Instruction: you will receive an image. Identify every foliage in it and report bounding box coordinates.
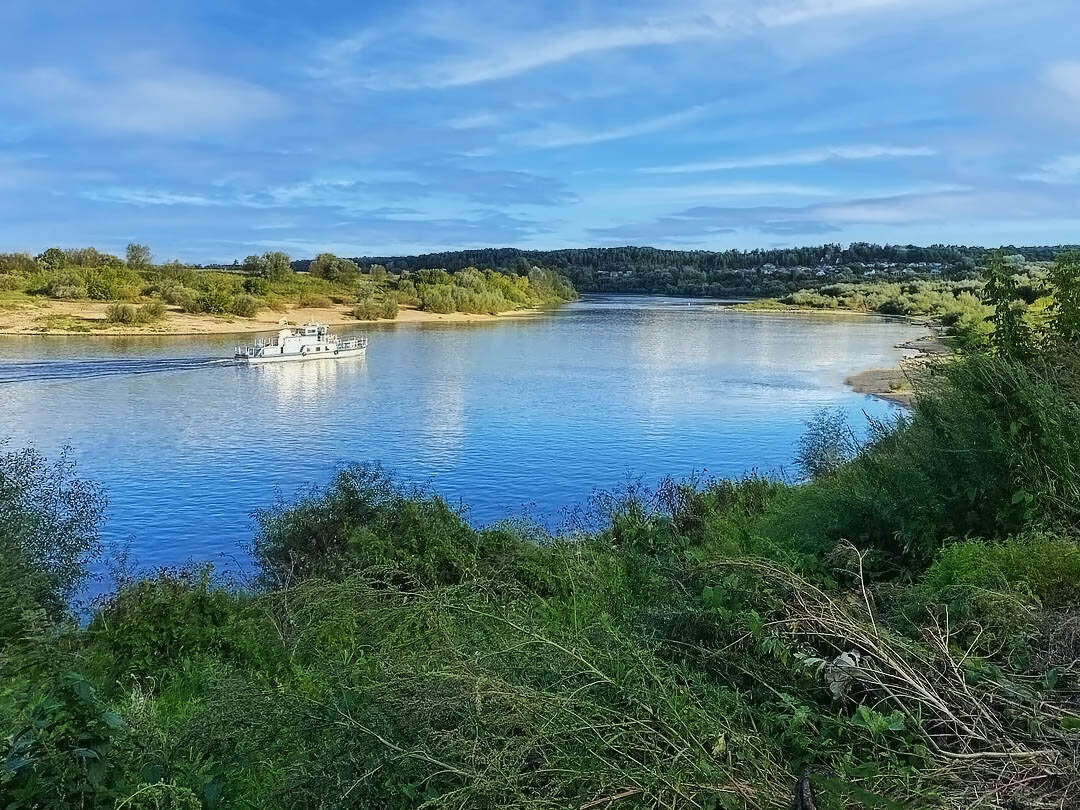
[983,252,1033,361]
[0,445,104,633]
[309,253,361,284]
[126,244,152,270]
[794,408,858,479]
[353,295,398,320]
[359,243,1076,298]
[8,269,1080,808]
[1048,251,1080,344]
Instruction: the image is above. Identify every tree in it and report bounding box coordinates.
[1048,251,1080,344]
[982,252,1032,361]
[241,254,267,275]
[310,253,360,284]
[35,247,66,270]
[0,446,105,635]
[263,251,292,280]
[125,243,152,269]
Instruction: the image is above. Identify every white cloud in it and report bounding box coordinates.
[513,105,709,149]
[1046,61,1080,102]
[84,188,228,206]
[314,0,1001,90]
[639,144,936,173]
[446,112,501,130]
[1019,153,1080,183]
[19,67,283,136]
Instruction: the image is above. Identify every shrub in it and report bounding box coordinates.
[352,296,382,320]
[229,293,259,318]
[251,464,483,587]
[417,284,455,314]
[45,272,88,300]
[379,296,398,319]
[197,287,233,315]
[298,294,332,309]
[105,303,137,324]
[166,287,201,314]
[137,300,165,322]
[242,276,270,296]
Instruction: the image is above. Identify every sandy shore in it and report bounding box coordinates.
[0,299,541,336]
[845,334,949,405]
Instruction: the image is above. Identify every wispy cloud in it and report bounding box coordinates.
[17,66,283,136]
[513,105,709,149]
[446,112,502,130]
[1045,61,1080,102]
[638,145,936,174]
[1018,154,1080,183]
[590,182,1080,241]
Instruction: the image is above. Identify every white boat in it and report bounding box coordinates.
[234,322,367,364]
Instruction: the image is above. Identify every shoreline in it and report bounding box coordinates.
[845,333,950,405]
[0,299,543,337]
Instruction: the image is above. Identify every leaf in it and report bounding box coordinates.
[100,710,125,730]
[1045,668,1060,690]
[1061,716,1080,732]
[817,776,908,810]
[202,778,225,809]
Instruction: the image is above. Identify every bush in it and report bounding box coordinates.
[137,300,165,322]
[197,287,233,315]
[352,296,382,320]
[379,296,398,319]
[229,294,259,318]
[242,276,270,296]
[167,287,201,314]
[298,294,332,309]
[45,272,88,300]
[251,464,485,587]
[105,303,137,324]
[417,284,455,314]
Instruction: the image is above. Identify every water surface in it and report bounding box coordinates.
[0,295,924,574]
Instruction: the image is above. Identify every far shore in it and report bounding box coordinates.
[0,298,543,337]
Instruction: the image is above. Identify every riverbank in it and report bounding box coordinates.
[845,333,950,405]
[0,298,541,336]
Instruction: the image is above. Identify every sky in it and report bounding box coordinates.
[1,0,1079,263]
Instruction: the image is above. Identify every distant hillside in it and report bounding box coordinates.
[333,243,1080,298]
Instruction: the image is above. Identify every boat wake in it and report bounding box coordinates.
[0,356,236,384]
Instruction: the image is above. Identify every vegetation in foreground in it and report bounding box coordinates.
[0,246,577,331]
[3,257,1080,809]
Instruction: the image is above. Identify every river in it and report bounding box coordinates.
[0,295,925,578]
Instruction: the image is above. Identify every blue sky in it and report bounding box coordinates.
[2,0,1079,262]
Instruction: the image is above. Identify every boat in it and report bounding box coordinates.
[234,322,367,364]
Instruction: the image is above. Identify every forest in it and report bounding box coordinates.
[3,252,1080,809]
[353,244,1080,299]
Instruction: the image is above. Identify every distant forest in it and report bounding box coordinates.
[306,243,1080,298]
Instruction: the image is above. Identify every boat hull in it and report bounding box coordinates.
[235,346,367,364]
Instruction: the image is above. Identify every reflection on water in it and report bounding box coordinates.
[0,296,925,575]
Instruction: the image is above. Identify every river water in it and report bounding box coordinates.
[1,295,924,576]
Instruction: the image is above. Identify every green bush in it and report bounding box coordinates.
[197,287,233,315]
[252,464,487,587]
[137,301,165,322]
[352,296,381,320]
[105,303,138,324]
[242,276,270,296]
[298,294,332,309]
[228,293,259,318]
[45,272,88,300]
